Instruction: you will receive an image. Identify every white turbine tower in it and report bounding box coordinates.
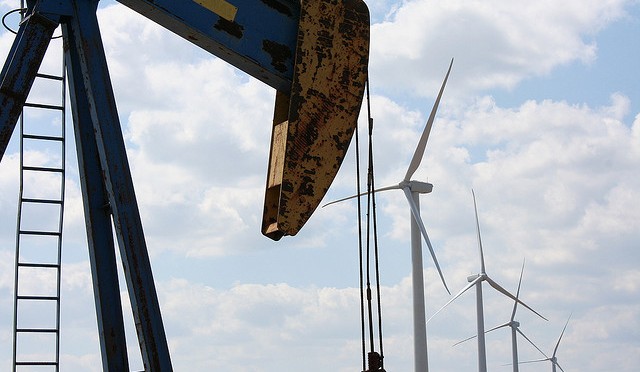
[326,59,453,372]
[519,314,572,372]
[452,260,547,372]
[428,191,547,372]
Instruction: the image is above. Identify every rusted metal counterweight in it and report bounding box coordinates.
[262,0,370,240]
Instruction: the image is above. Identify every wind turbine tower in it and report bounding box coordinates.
[453,260,547,372]
[429,191,546,372]
[401,59,453,372]
[496,261,547,372]
[326,59,453,372]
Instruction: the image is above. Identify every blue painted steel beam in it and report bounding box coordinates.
[65,0,173,370]
[63,18,130,372]
[0,0,354,369]
[0,9,59,159]
[116,0,299,92]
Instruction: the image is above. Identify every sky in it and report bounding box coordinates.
[0,0,639,371]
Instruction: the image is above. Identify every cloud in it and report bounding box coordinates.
[157,278,365,371]
[370,0,631,96]
[0,1,638,371]
[354,91,639,252]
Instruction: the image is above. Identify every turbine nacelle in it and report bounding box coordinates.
[399,180,433,194]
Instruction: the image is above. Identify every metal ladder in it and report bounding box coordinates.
[11,10,66,370]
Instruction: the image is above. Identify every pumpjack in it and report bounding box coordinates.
[0,0,369,370]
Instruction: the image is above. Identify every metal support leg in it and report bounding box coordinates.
[63,21,130,372]
[66,1,173,370]
[0,11,58,158]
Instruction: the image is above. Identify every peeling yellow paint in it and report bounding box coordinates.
[262,0,370,240]
[194,0,237,22]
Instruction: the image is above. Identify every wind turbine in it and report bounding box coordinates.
[451,260,547,372]
[519,314,572,372]
[428,191,547,372]
[325,58,453,372]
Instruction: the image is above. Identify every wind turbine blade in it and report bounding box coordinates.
[511,259,526,321]
[471,189,487,274]
[485,322,510,334]
[516,328,548,358]
[556,362,566,372]
[402,186,450,294]
[403,58,453,182]
[485,276,548,321]
[518,358,549,365]
[553,313,572,357]
[427,276,480,323]
[322,184,400,207]
[453,322,509,346]
[452,333,478,347]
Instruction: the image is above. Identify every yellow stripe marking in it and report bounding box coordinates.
[195,0,238,22]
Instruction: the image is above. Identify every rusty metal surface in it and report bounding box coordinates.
[262,0,370,240]
[0,11,59,160]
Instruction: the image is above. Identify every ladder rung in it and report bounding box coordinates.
[15,361,58,366]
[23,133,64,141]
[21,198,63,205]
[23,102,64,111]
[22,166,64,173]
[17,295,59,301]
[16,328,58,333]
[36,72,64,81]
[19,230,61,237]
[18,262,60,269]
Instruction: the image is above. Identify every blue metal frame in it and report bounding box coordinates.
[63,11,130,370]
[117,0,299,92]
[64,1,173,369]
[0,0,317,370]
[1,0,179,370]
[0,3,61,158]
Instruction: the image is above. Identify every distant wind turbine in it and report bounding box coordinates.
[428,190,547,372]
[325,58,454,372]
[518,314,572,372]
[451,259,547,372]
